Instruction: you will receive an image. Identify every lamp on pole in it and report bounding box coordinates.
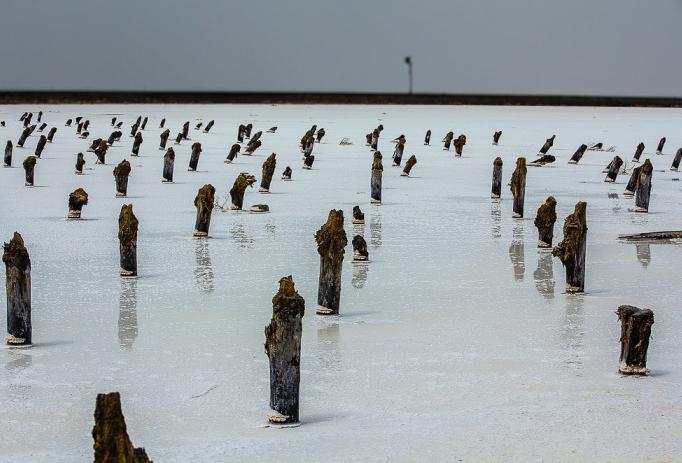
[404,56,413,94]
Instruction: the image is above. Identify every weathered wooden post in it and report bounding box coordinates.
[510,157,527,218]
[3,232,31,346]
[83,120,90,131]
[237,124,246,143]
[492,131,502,145]
[632,142,645,162]
[225,143,240,163]
[19,112,27,122]
[113,160,131,197]
[23,113,32,127]
[454,134,466,156]
[424,129,431,145]
[656,137,665,155]
[552,201,587,293]
[131,131,143,157]
[616,305,654,375]
[315,209,347,315]
[75,152,85,174]
[174,132,183,145]
[281,166,292,180]
[443,131,453,150]
[264,276,305,425]
[670,148,682,171]
[129,122,138,138]
[352,235,369,261]
[17,127,31,147]
[193,184,215,237]
[370,128,379,151]
[490,157,503,199]
[635,159,653,212]
[260,153,277,192]
[92,392,152,463]
[68,188,89,219]
[195,122,203,131]
[539,135,556,154]
[37,111,42,122]
[188,142,202,171]
[534,196,557,248]
[118,205,138,277]
[245,123,253,138]
[392,141,405,166]
[568,144,588,164]
[302,155,314,169]
[23,156,36,186]
[229,173,256,210]
[623,165,641,196]
[108,131,122,146]
[604,155,623,182]
[316,128,326,142]
[111,117,117,127]
[4,141,12,167]
[65,118,73,127]
[159,129,170,150]
[95,139,108,164]
[352,205,365,224]
[162,148,175,183]
[140,117,148,130]
[159,118,166,129]
[38,122,47,132]
[203,120,215,133]
[401,155,417,176]
[47,127,57,142]
[182,121,190,140]
[80,131,90,140]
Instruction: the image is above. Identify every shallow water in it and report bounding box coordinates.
[1,104,682,461]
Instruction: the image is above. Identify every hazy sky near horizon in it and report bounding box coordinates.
[1,0,681,96]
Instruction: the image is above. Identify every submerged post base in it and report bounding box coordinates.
[491,193,500,199]
[25,182,33,187]
[315,306,336,315]
[302,165,311,170]
[370,198,381,204]
[259,187,269,193]
[619,363,648,375]
[5,335,30,347]
[634,206,648,213]
[623,190,634,196]
[567,160,577,165]
[512,212,522,218]
[565,285,584,293]
[352,219,365,225]
[119,269,137,278]
[266,410,300,427]
[400,172,409,177]
[353,251,368,261]
[115,192,126,197]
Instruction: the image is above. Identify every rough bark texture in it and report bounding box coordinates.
[633,142,645,162]
[443,131,453,150]
[119,205,138,277]
[635,159,653,212]
[132,132,143,156]
[534,196,557,247]
[424,129,431,145]
[623,165,642,196]
[162,148,175,182]
[113,160,131,197]
[302,155,314,169]
[401,154,417,176]
[23,156,36,186]
[454,134,466,156]
[656,137,665,154]
[68,188,89,218]
[47,127,57,142]
[604,155,623,182]
[371,151,383,204]
[315,210,347,315]
[491,157,503,198]
[392,141,405,166]
[188,142,202,171]
[671,148,682,171]
[539,135,556,154]
[260,153,277,192]
[229,173,256,210]
[352,235,369,261]
[281,166,292,180]
[225,143,240,163]
[510,157,527,217]
[4,140,12,167]
[159,129,170,150]
[264,276,305,424]
[493,131,502,144]
[352,205,365,224]
[3,232,31,346]
[552,201,588,293]
[92,392,152,463]
[193,184,215,237]
[75,152,85,174]
[617,305,654,375]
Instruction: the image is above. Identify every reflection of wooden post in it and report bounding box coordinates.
[401,155,417,176]
[623,165,641,196]
[118,205,138,277]
[604,156,623,182]
[534,196,557,247]
[352,235,369,261]
[492,131,502,145]
[113,160,131,197]
[568,144,587,164]
[260,153,277,192]
[616,305,654,375]
[23,156,36,186]
[3,232,32,346]
[315,210,347,315]
[264,276,305,425]
[510,157,527,218]
[225,144,240,163]
[632,142,645,163]
[68,188,89,219]
[75,152,85,174]
[3,140,12,167]
[162,148,175,183]
[92,392,152,463]
[371,151,383,204]
[188,142,202,171]
[491,157,503,199]
[193,184,215,237]
[552,202,587,293]
[634,159,653,213]
[656,137,665,155]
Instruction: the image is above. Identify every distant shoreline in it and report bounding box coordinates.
[1,91,682,107]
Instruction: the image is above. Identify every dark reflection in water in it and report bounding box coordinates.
[230,223,254,248]
[635,243,651,268]
[370,213,382,248]
[194,239,215,292]
[265,222,276,240]
[608,192,622,213]
[533,250,555,299]
[5,351,32,373]
[561,294,585,374]
[317,322,340,373]
[509,221,524,281]
[490,201,501,239]
[118,278,138,351]
[352,262,369,288]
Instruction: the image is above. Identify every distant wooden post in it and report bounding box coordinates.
[111,117,117,127]
[656,137,665,155]
[229,173,256,210]
[131,132,143,157]
[193,184,215,237]
[118,205,138,277]
[65,118,72,127]
[604,155,623,182]
[568,144,588,164]
[188,142,202,171]
[534,196,557,248]
[623,165,641,196]
[510,157,527,218]
[68,188,89,219]
[264,276,305,425]
[302,155,314,169]
[454,134,466,156]
[315,209,347,315]
[632,142,645,162]
[352,205,365,224]
[616,305,654,375]
[159,129,170,150]
[237,124,246,143]
[371,151,383,204]
[47,127,57,142]
[670,148,682,171]
[95,140,108,164]
[159,118,166,128]
[443,131,453,151]
[245,123,253,138]
[174,132,183,145]
[113,160,131,197]
[75,152,85,175]
[552,201,587,293]
[225,144,240,163]
[203,120,215,133]
[17,127,31,147]
[634,159,653,212]
[4,141,12,167]
[281,166,292,180]
[401,155,417,176]
[352,235,369,261]
[140,117,148,130]
[92,392,152,463]
[23,156,36,186]
[37,123,47,132]
[424,129,431,145]
[316,128,326,142]
[370,129,379,151]
[491,157,503,198]
[492,131,502,145]
[3,232,31,346]
[181,121,190,140]
[539,135,555,154]
[260,153,277,192]
[162,148,175,183]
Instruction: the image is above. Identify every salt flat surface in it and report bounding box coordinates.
[1,104,682,462]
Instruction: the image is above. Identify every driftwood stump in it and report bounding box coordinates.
[92,392,152,463]
[188,142,202,171]
[315,210,347,315]
[3,232,31,346]
[424,129,431,145]
[281,166,292,180]
[68,188,89,219]
[491,157,503,198]
[159,129,170,150]
[534,196,557,247]
[632,142,645,162]
[230,173,256,210]
[493,130,502,145]
[75,152,85,174]
[604,155,623,182]
[225,144,240,163]
[539,135,556,154]
[656,137,665,155]
[260,153,277,192]
[4,140,12,167]
[371,151,383,204]
[113,160,131,197]
[352,205,365,224]
[671,148,682,171]
[510,157,527,218]
[623,165,642,196]
[23,156,36,186]
[568,144,587,164]
[119,205,138,277]
[193,184,215,237]
[617,305,654,375]
[352,235,369,261]
[132,132,143,157]
[401,155,417,176]
[162,148,175,183]
[552,201,587,293]
[635,159,653,212]
[264,276,305,425]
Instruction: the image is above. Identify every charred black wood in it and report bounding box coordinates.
[203,120,214,133]
[632,142,645,163]
[65,118,73,127]
[623,165,642,196]
[656,137,665,155]
[140,117,148,130]
[174,132,183,145]
[181,121,190,140]
[131,132,143,156]
[38,122,47,132]
[302,155,314,169]
[17,126,31,147]
[539,135,556,154]
[316,128,326,143]
[424,129,431,145]
[159,118,165,129]
[670,148,682,171]
[493,131,502,145]
[529,154,556,166]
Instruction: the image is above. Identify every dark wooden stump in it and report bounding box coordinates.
[75,152,85,175]
[203,120,214,133]
[111,117,117,127]
[68,188,89,219]
[352,235,369,261]
[530,154,555,166]
[65,118,72,127]
[225,143,240,163]
[188,142,202,171]
[17,127,31,147]
[316,128,326,142]
[174,132,182,145]
[23,156,36,186]
[260,153,277,192]
[617,305,654,375]
[131,132,143,157]
[159,118,165,128]
[424,129,431,145]
[108,131,122,146]
[38,122,47,132]
[352,205,365,224]
[510,157,527,218]
[302,155,314,169]
[371,151,383,204]
[392,141,405,166]
[656,137,665,155]
[113,160,131,197]
[193,184,215,237]
[670,148,682,171]
[4,140,12,167]
[635,159,653,213]
[83,120,90,132]
[568,144,588,164]
[162,148,175,183]
[401,154,417,176]
[539,134,556,154]
[181,121,190,140]
[159,129,170,150]
[245,138,262,155]
[245,123,253,138]
[92,392,152,463]
[77,121,84,134]
[3,232,31,346]
[264,276,305,425]
[281,166,292,180]
[623,165,641,196]
[140,117,148,130]
[370,129,379,151]
[47,127,57,142]
[534,196,557,247]
[95,139,108,164]
[454,134,466,156]
[37,111,42,122]
[604,155,623,182]
[490,157,503,198]
[632,142,645,162]
[552,201,587,293]
[443,131,453,150]
[229,173,256,210]
[493,130,502,145]
[315,210,347,315]
[237,124,246,143]
[129,122,138,138]
[119,205,138,277]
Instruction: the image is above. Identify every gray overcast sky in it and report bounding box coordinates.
[1,0,681,96]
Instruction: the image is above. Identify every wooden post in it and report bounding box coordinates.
[424,129,431,145]
[162,148,175,183]
[108,131,122,146]
[193,184,215,237]
[23,156,36,186]
[552,201,587,293]
[181,121,190,140]
[245,123,253,138]
[237,124,246,143]
[159,118,165,128]
[623,165,641,196]
[401,155,417,176]
[260,153,277,192]
[38,122,47,132]
[4,140,12,167]
[111,117,117,127]
[281,166,292,180]
[493,131,502,145]
[203,120,214,133]
[443,131,453,150]
[534,196,557,247]
[3,232,31,346]
[65,118,72,127]
[140,117,148,130]
[159,129,170,150]
[37,111,42,122]
[195,122,203,131]
[264,276,305,425]
[229,173,256,210]
[352,205,365,224]
[17,127,31,147]
[392,141,405,166]
[539,135,556,154]
[118,205,138,277]
[316,128,326,142]
[75,152,85,174]
[188,142,202,171]
[225,143,241,163]
[174,132,182,145]
[490,157,503,199]
[352,235,369,261]
[92,392,152,463]
[371,151,383,204]
[670,148,682,171]
[95,140,108,164]
[129,122,138,138]
[632,142,645,162]
[510,157,527,218]
[315,209,347,315]
[370,128,379,151]
[131,132,143,157]
[635,159,653,213]
[47,127,57,142]
[656,137,665,155]
[454,134,466,156]
[113,160,131,197]
[617,305,654,375]
[568,144,588,164]
[68,188,89,219]
[604,155,623,182]
[302,155,314,169]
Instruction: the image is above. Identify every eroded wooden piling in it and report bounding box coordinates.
[193,184,215,237]
[552,201,587,293]
[352,205,365,224]
[568,144,588,164]
[443,131,453,151]
[491,157,503,198]
[229,173,256,210]
[617,305,654,375]
[401,155,417,176]
[225,143,240,163]
[632,142,645,162]
[4,141,12,167]
[510,157,527,218]
[623,165,641,196]
[23,156,36,186]
[47,127,57,142]
[671,148,682,171]
[604,155,623,182]
[113,160,131,197]
[493,131,502,145]
[92,392,152,463]
[454,134,466,156]
[3,232,31,346]
[635,159,653,212]
[75,152,85,174]
[302,155,314,169]
[281,166,292,180]
[424,129,431,145]
[534,196,557,248]
[539,135,556,154]
[162,148,175,183]
[118,205,138,277]
[68,188,89,219]
[159,129,170,150]
[371,151,383,204]
[656,137,665,155]
[131,132,143,157]
[315,210,347,315]
[352,235,369,261]
[188,142,202,171]
[17,127,31,147]
[260,153,277,192]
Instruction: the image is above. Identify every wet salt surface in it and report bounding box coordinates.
[1,104,682,461]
